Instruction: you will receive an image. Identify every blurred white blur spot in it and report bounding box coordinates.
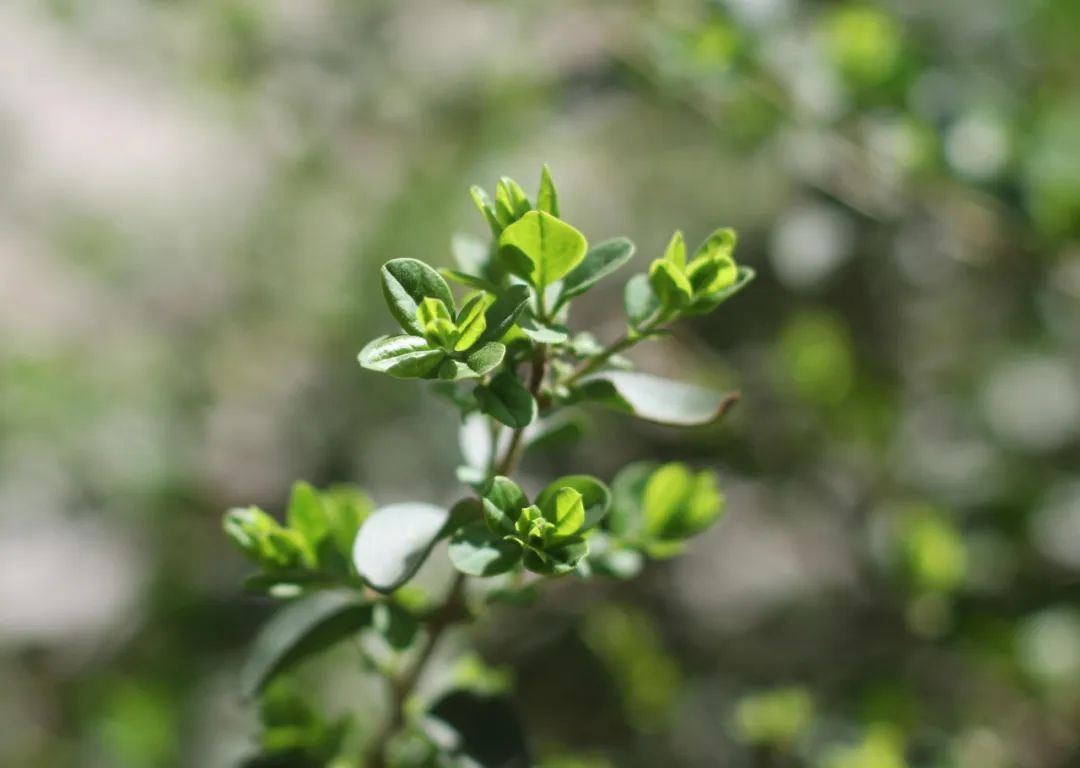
[945,113,1009,180]
[1016,607,1080,686]
[769,203,855,290]
[0,516,145,646]
[979,354,1080,452]
[724,0,794,27]
[1030,481,1080,570]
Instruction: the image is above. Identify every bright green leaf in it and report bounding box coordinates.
[470,186,501,235]
[499,211,588,289]
[643,463,725,540]
[648,259,693,311]
[663,230,687,269]
[381,258,456,336]
[536,475,611,532]
[540,487,585,541]
[286,481,328,556]
[358,335,445,378]
[537,164,559,217]
[454,293,493,352]
[685,265,756,315]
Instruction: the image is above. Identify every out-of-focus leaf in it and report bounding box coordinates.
[352,503,451,593]
[574,371,739,426]
[424,690,532,768]
[449,522,522,576]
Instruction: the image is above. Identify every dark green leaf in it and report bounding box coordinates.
[358,335,445,378]
[372,601,418,650]
[464,342,506,376]
[352,503,451,593]
[498,211,588,289]
[449,523,522,576]
[483,476,527,535]
[557,238,635,307]
[443,269,500,293]
[522,539,588,576]
[240,590,371,699]
[476,371,537,429]
[424,690,532,768]
[480,285,530,343]
[624,273,661,330]
[574,371,739,427]
[381,258,456,336]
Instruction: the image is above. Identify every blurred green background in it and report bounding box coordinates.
[2,0,1079,765]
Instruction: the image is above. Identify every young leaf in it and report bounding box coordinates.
[286,481,328,555]
[417,297,459,350]
[607,462,655,536]
[480,284,530,343]
[536,475,611,532]
[476,370,537,429]
[482,476,528,535]
[540,487,585,541]
[648,259,693,311]
[382,258,457,336]
[449,522,522,577]
[470,186,501,235]
[498,211,588,289]
[454,293,493,352]
[557,237,635,307]
[644,463,726,540]
[624,273,661,330]
[352,503,451,593]
[500,177,532,219]
[664,230,687,269]
[692,226,737,263]
[574,371,740,427]
[685,265,757,315]
[359,335,445,378]
[240,590,371,699]
[537,164,559,217]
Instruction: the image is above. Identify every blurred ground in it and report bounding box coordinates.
[1,0,1079,766]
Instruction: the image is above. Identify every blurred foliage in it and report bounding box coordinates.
[1,0,1079,765]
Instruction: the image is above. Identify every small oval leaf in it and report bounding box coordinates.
[575,371,739,427]
[353,503,451,593]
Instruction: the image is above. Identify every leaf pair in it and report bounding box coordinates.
[224,482,371,585]
[449,475,610,577]
[361,258,526,380]
[607,462,726,555]
[627,227,755,329]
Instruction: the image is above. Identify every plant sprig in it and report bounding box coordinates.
[224,166,753,768]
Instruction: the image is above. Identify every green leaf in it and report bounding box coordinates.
[435,342,506,381]
[454,293,493,352]
[536,475,611,532]
[286,481,328,558]
[523,539,588,576]
[518,314,569,344]
[417,297,458,350]
[352,503,451,593]
[540,487,585,541]
[449,523,522,576]
[663,230,687,269]
[371,601,418,650]
[240,590,371,699]
[624,273,661,330]
[358,335,445,378]
[381,258,456,336]
[476,371,537,429]
[537,164,559,217]
[470,185,501,235]
[692,226,736,264]
[575,371,739,427]
[319,485,372,558]
[443,269,500,294]
[643,463,725,540]
[685,265,756,315]
[607,462,654,537]
[587,534,645,579]
[425,690,532,768]
[498,211,588,289]
[224,507,309,569]
[482,476,528,535]
[557,238,636,307]
[499,177,532,219]
[648,259,693,311]
[480,285,530,343]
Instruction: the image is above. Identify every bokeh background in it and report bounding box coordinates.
[2,0,1080,765]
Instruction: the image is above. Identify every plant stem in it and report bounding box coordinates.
[365,571,468,768]
[561,319,661,389]
[495,346,547,476]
